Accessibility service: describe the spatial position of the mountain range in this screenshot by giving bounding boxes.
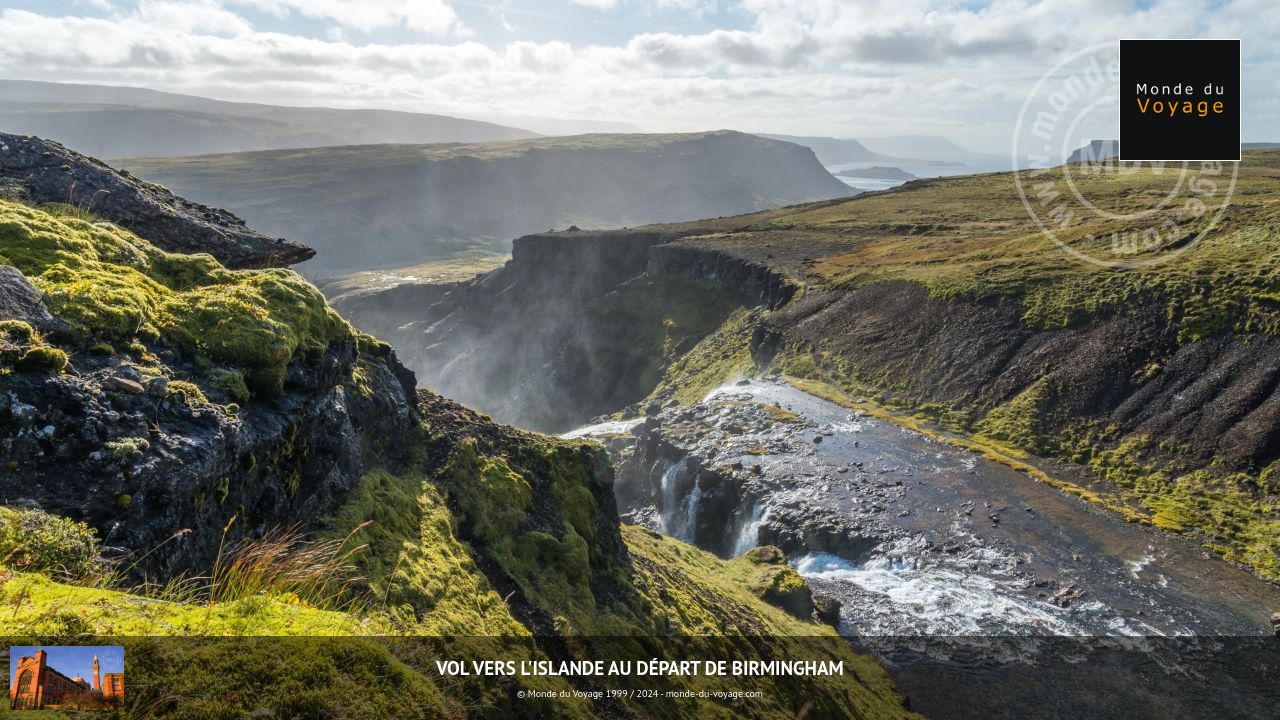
[0,78,538,156]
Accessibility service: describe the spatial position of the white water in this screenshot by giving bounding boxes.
[658,458,689,537]
[559,417,644,439]
[795,551,1085,635]
[676,477,702,543]
[732,504,769,558]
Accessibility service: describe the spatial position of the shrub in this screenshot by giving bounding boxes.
[0,506,101,580]
[14,345,68,373]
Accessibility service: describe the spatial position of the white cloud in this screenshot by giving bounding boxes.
[569,0,620,10]
[137,0,253,36]
[229,0,467,35]
[0,1,1274,151]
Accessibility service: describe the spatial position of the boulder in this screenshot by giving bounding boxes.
[0,133,312,269]
[0,265,70,337]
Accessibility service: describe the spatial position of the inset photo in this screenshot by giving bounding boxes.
[9,646,123,715]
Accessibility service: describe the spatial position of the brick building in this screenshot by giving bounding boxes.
[10,649,122,711]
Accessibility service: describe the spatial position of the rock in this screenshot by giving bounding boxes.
[0,265,71,338]
[1271,612,1279,636]
[743,545,787,565]
[0,133,312,268]
[105,376,145,394]
[144,376,168,397]
[812,594,842,627]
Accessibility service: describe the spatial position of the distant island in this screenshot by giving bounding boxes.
[836,165,917,181]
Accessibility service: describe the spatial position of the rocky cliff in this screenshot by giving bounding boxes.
[0,193,415,578]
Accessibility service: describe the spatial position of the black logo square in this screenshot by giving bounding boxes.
[1120,39,1240,161]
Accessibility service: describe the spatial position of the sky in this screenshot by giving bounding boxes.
[11,645,125,684]
[0,0,1275,152]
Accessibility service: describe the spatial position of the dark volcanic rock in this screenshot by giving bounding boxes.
[0,265,70,337]
[0,334,419,579]
[767,280,1280,475]
[0,133,313,268]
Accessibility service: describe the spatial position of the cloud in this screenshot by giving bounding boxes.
[229,0,467,35]
[0,1,1275,151]
[137,0,253,36]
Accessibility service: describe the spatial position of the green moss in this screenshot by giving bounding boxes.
[327,467,529,636]
[166,379,208,405]
[975,377,1057,455]
[586,276,746,401]
[104,436,150,459]
[0,199,356,399]
[89,340,115,356]
[2,572,378,636]
[356,331,393,358]
[207,367,250,404]
[647,307,758,406]
[0,318,35,344]
[14,345,67,373]
[0,506,100,580]
[750,564,814,619]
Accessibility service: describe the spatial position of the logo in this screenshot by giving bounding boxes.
[1011,42,1238,268]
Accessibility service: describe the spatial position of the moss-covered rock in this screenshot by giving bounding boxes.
[14,344,67,373]
[0,199,353,398]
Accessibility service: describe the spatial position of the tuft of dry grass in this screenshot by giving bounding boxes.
[208,517,373,611]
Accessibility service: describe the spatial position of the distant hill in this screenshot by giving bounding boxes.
[119,130,855,275]
[857,135,977,161]
[1068,140,1119,163]
[758,134,888,164]
[471,115,644,135]
[837,166,916,181]
[0,79,537,156]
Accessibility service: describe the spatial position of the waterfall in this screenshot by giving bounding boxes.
[658,458,689,535]
[732,504,768,557]
[676,477,702,543]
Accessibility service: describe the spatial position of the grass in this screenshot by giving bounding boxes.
[319,253,510,302]
[645,307,759,406]
[0,572,378,636]
[208,519,372,611]
[684,154,1280,342]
